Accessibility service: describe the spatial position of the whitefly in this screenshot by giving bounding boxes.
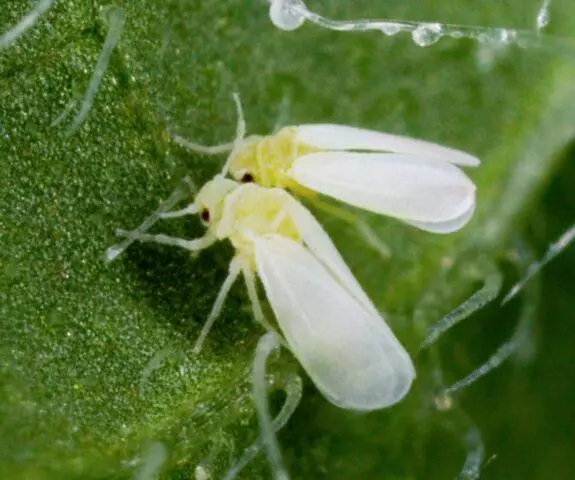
[175,95,480,236]
[107,176,416,411]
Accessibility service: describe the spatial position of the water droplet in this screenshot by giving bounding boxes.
[497,29,511,43]
[380,23,401,36]
[478,28,516,45]
[411,23,443,47]
[269,0,306,31]
[536,8,550,29]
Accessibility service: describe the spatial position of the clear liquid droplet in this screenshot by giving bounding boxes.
[380,23,401,36]
[269,0,306,31]
[477,28,516,45]
[536,8,550,29]
[412,23,443,47]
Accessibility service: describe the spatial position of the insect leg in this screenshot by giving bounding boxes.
[193,257,243,353]
[171,134,235,155]
[114,230,216,252]
[242,264,288,348]
[220,93,248,176]
[306,196,391,259]
[104,177,195,263]
[158,203,198,219]
[231,92,247,146]
[171,93,245,162]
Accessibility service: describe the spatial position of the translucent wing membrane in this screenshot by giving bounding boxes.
[279,191,377,315]
[290,152,476,232]
[406,201,476,234]
[254,234,415,410]
[294,124,480,166]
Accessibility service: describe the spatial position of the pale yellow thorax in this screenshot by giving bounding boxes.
[194,176,301,269]
[227,127,318,190]
[219,184,300,268]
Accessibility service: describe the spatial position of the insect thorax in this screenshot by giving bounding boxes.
[227,127,318,188]
[217,184,301,266]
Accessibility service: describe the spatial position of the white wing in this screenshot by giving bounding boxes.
[294,124,480,167]
[277,190,377,315]
[290,152,476,233]
[254,234,415,411]
[406,201,476,234]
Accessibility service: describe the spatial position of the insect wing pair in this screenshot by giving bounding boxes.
[222,124,479,408]
[254,187,415,410]
[222,121,479,234]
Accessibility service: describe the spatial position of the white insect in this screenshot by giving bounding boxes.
[175,95,480,235]
[107,176,415,411]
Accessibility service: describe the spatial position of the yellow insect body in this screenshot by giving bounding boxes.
[227,127,317,191]
[202,178,301,267]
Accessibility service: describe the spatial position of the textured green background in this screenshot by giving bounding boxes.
[1,0,575,478]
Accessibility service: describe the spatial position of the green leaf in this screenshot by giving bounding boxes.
[1,0,574,478]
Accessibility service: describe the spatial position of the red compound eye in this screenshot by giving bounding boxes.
[241,172,255,183]
[200,208,210,223]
